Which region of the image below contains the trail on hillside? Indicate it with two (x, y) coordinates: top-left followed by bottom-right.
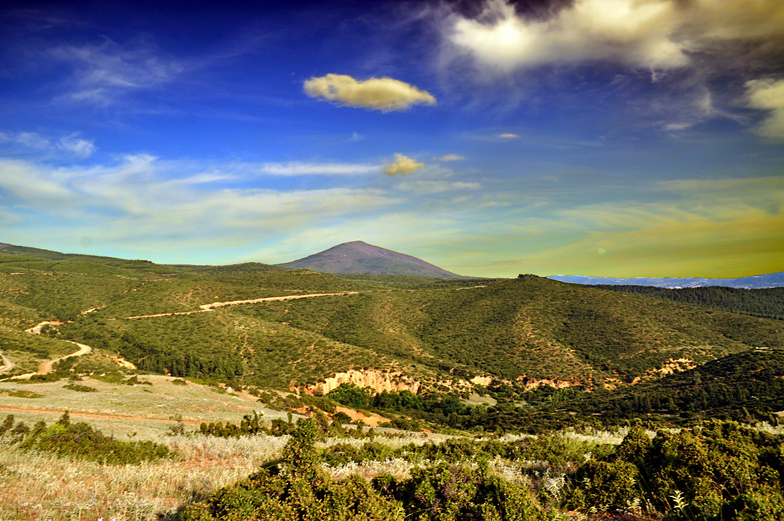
(38, 342), (92, 374)
(0, 351), (14, 374)
(18, 291), (358, 375)
(124, 291), (359, 319)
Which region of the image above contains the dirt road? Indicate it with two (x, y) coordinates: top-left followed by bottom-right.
(0, 351), (13, 374)
(38, 342), (92, 374)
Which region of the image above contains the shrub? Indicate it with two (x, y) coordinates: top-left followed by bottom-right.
(570, 420), (784, 520)
(13, 412), (173, 465)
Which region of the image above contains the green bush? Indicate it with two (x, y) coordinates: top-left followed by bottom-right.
(183, 419), (404, 521)
(10, 412), (173, 465)
(570, 420), (784, 520)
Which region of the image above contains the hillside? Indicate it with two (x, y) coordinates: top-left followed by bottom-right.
(1, 244), (782, 396)
(277, 241), (467, 278)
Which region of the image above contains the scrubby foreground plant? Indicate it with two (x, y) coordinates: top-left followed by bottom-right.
(183, 419), (560, 521)
(569, 420), (784, 520)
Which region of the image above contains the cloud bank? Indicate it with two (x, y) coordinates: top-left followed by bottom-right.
(383, 154), (424, 176)
(746, 79), (784, 140)
(446, 0), (784, 72)
(303, 74), (436, 112)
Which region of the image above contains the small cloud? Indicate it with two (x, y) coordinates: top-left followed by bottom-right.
(437, 154), (466, 161)
(58, 134), (95, 159)
(383, 154), (424, 176)
(746, 78), (784, 140)
(498, 133), (519, 139)
(664, 122), (693, 131)
(348, 132), (364, 142)
(303, 74), (436, 112)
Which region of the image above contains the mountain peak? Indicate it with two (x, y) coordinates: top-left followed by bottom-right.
(278, 241), (467, 278)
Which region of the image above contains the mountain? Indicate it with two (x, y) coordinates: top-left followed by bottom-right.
(548, 272), (784, 289)
(277, 241), (467, 278)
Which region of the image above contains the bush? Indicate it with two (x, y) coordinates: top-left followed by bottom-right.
(570, 420), (784, 520)
(183, 419), (404, 521)
(10, 412), (173, 465)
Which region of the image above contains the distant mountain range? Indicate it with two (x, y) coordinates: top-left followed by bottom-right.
(278, 241), (467, 278)
(548, 272), (784, 289)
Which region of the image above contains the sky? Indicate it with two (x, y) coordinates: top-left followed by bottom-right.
(1, 0), (783, 278)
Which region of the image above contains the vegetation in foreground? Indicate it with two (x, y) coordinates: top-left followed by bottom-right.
(183, 418), (784, 521)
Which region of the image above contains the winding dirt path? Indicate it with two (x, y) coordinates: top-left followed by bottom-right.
(16, 291), (358, 375)
(123, 291), (359, 319)
(0, 351), (14, 374)
(38, 342), (92, 374)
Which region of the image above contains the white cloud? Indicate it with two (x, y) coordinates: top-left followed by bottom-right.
(58, 134), (96, 159)
(0, 131), (95, 160)
(303, 74), (436, 112)
(437, 154), (466, 161)
(445, 0), (784, 73)
(348, 132), (364, 142)
(498, 133), (519, 138)
(259, 162), (380, 176)
(0, 156), (401, 244)
(49, 40), (183, 105)
(383, 154), (425, 176)
(746, 79), (784, 140)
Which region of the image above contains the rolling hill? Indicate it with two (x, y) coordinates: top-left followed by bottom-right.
(277, 241), (467, 278)
(1, 243), (782, 397)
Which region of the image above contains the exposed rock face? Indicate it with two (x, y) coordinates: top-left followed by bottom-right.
(517, 375), (582, 391)
(310, 369), (421, 395)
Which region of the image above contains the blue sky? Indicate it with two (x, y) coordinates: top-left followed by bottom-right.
(1, 0), (783, 277)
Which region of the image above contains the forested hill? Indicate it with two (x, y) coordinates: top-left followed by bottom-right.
(598, 285), (784, 321)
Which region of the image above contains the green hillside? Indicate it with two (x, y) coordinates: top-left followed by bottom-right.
(1, 245), (782, 397)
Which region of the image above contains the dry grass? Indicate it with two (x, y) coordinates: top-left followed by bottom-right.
(0, 424), (453, 520)
(0, 433), (290, 521)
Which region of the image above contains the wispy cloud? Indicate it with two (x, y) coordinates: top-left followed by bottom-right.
(258, 161), (380, 176)
(395, 180), (481, 194)
(498, 133), (519, 139)
(0, 155), (401, 247)
(303, 74), (436, 112)
(48, 39), (184, 105)
(383, 153), (424, 176)
(436, 154), (466, 161)
(0, 130), (95, 160)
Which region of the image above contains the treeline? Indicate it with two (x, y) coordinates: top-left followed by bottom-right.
(599, 285), (784, 320)
(118, 331), (243, 379)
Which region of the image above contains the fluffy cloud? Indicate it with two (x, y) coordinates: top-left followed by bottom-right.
(383, 154), (424, 176)
(746, 79), (784, 140)
(446, 0), (784, 72)
(303, 74), (436, 112)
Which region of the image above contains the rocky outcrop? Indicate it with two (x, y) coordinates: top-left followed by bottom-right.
(517, 375), (583, 391)
(309, 369), (421, 395)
